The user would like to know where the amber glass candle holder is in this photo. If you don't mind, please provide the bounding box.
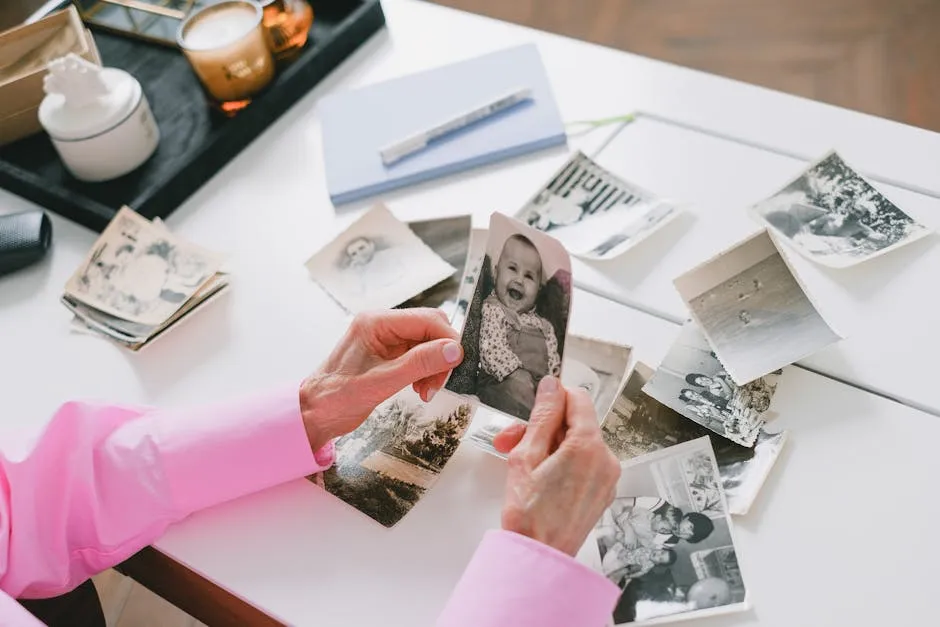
[177,0,275,116]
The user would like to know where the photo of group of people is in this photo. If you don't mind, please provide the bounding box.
[642,321,783,446]
[591,438,747,625]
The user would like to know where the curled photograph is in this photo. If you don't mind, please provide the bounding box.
[749,150,930,268]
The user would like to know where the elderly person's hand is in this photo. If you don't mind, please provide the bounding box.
[491,377,621,556]
[299,308,463,451]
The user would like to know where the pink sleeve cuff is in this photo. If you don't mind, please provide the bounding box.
[128,381,334,516]
[435,529,619,627]
[0,592,44,626]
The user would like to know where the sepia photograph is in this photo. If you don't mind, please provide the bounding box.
[514,151,682,260]
[450,228,488,332]
[314,388,474,527]
[602,362,788,516]
[399,215,473,315]
[640,321,784,446]
[445,212,572,422]
[591,437,748,625]
[562,335,633,419]
[749,150,931,268]
[64,206,224,326]
[304,203,457,313]
[674,230,842,386]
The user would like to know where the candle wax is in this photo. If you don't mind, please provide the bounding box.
[184,5,259,50]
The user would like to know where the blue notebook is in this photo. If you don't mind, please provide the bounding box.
[319,43,568,205]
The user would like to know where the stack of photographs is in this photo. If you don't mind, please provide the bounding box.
[602,362,786,516]
[514,151,684,260]
[588,438,749,625]
[399,215,473,318]
[62,206,228,351]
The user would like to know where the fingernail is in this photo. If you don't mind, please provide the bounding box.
[427,386,440,401]
[538,376,558,394]
[443,341,462,364]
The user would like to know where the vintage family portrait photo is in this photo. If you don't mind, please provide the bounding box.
[562,334,633,419]
[590,438,748,625]
[305,203,457,313]
[445,212,573,422]
[314,387,474,527]
[641,321,784,447]
[674,230,842,385]
[749,151,930,268]
[514,151,682,260]
[399,215,473,315]
[602,362,787,515]
[64,206,224,327]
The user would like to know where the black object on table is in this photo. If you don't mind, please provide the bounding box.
[0,0,385,233]
[0,209,52,277]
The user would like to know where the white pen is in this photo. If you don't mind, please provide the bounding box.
[379,86,534,166]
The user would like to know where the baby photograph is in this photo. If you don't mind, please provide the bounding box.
[514,151,682,260]
[445,212,572,422]
[673,230,842,386]
[304,203,457,313]
[590,437,747,625]
[749,150,930,268]
[601,362,788,516]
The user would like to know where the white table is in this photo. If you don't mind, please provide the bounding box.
[1,0,938,625]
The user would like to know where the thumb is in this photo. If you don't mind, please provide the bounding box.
[377,338,463,393]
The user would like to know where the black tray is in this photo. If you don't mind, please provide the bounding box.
[0,0,385,232]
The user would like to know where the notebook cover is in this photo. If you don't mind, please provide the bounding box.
[319,43,568,205]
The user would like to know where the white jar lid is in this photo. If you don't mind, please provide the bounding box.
[39,68,142,142]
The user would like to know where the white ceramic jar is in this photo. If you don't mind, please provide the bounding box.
[38,53,160,182]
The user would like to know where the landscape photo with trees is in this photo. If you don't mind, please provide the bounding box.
[317,390,474,527]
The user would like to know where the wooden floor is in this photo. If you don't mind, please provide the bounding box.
[92,570,205,627]
[428,0,940,133]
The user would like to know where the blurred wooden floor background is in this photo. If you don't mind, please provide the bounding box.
[427,0,940,133]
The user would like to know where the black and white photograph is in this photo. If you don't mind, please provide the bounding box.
[445,212,572,422]
[315,387,474,527]
[674,230,842,386]
[64,206,224,326]
[562,334,633,419]
[749,150,930,268]
[450,227,488,332]
[602,362,788,516]
[465,409,517,458]
[514,151,682,260]
[591,437,748,625]
[399,215,473,316]
[304,203,457,313]
[641,321,783,447]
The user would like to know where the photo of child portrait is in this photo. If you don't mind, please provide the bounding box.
[445,212,572,422]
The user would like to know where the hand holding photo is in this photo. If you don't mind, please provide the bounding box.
[641,321,785,447]
[674,230,842,385]
[514,151,683,260]
[590,437,748,625]
[445,212,572,422]
[313,387,475,527]
[305,204,457,313]
[749,150,930,268]
[603,362,787,516]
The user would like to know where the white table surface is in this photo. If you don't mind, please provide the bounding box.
[1,0,938,625]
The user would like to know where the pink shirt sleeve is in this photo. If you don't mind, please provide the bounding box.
[0,381,333,605]
[435,530,620,627]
